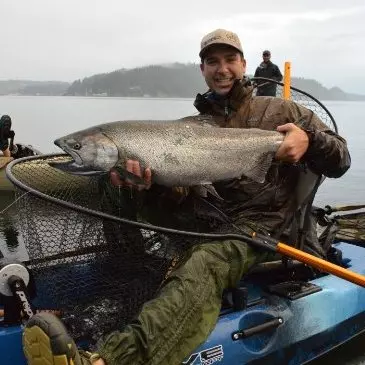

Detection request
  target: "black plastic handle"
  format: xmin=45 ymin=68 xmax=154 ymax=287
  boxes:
xmin=232 ymin=317 xmax=283 ymax=340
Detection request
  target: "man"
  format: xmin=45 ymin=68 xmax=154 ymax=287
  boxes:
xmin=254 ymin=49 xmax=283 ymax=96
xmin=23 ymin=29 xmax=350 ymax=365
xmin=0 ymin=115 xmax=12 ymax=157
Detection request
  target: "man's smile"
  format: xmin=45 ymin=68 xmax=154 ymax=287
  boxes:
xmin=214 ymin=76 xmax=234 ymax=88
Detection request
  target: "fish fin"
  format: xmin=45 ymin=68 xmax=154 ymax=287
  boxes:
xmin=113 ymin=166 xmax=146 ymax=185
xmin=193 ymin=184 xmax=224 ymax=201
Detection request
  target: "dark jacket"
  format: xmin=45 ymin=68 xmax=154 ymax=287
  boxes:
xmin=254 ymin=61 xmax=283 ymax=96
xmin=107 ymin=81 xmax=350 ymax=258
xmin=0 ymin=115 xmax=13 ymax=152
xmin=193 ymin=81 xmax=351 ymax=256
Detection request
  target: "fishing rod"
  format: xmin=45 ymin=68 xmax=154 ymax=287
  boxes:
xmin=250 ymin=231 xmax=365 ymax=287
xmin=324 ymin=204 xmax=365 ymax=214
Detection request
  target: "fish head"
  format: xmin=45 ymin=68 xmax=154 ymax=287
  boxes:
xmin=51 ymin=127 xmax=119 ymax=175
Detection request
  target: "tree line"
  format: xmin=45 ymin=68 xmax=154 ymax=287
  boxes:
xmin=1 ymin=64 xmax=364 ymax=101
xmin=65 ymin=63 xmax=365 ymax=101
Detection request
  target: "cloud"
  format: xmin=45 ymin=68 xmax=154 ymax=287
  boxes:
xmin=1 ymin=0 xmax=364 ymax=93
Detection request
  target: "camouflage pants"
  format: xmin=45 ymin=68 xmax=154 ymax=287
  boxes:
xmin=97 ymin=240 xmax=271 ymax=365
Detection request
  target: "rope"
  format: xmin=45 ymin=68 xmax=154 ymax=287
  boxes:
xmin=0 ymin=191 xmax=30 ymax=215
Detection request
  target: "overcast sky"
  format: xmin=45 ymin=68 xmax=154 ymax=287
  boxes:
xmin=1 ymin=0 xmax=364 ymax=93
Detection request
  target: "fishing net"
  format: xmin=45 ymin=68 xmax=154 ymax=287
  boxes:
xmin=317 ymin=205 xmax=365 ymax=246
xmin=4 ymin=84 xmax=338 ymax=344
xmin=7 ymin=154 xmax=246 ymax=344
xmin=334 ymin=212 xmax=365 ymax=243
xmin=252 ymin=78 xmax=337 ymax=133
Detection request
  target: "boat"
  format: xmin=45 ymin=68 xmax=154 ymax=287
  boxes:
xmin=1 ymin=80 xmax=365 ymax=365
xmin=2 ymin=241 xmax=365 ymax=365
xmin=1 ymin=190 xmax=365 ymax=365
xmin=1 ymin=240 xmax=365 ymax=365
xmin=0 ymin=157 xmax=13 ymax=191
xmin=189 ymin=243 xmax=365 ymax=365
xmin=0 ymin=144 xmax=41 ymax=192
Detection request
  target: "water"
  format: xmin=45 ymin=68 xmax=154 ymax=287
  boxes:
xmin=0 ymin=96 xmax=365 ymax=363
xmin=314 ymin=101 xmax=365 ymax=207
xmin=0 ymin=96 xmax=197 ymax=153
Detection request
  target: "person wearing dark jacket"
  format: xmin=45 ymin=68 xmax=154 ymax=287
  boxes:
xmin=23 ymin=29 xmax=351 ymax=365
xmin=0 ymin=115 xmax=12 ymax=157
xmin=254 ymin=50 xmax=283 ymax=96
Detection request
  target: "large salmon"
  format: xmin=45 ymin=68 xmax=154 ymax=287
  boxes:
xmin=51 ymin=116 xmax=283 ymax=186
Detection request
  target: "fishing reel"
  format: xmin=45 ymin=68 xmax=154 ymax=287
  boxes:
xmin=0 ymin=259 xmax=35 ymax=324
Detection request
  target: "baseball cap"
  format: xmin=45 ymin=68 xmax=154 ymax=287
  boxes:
xmin=199 ymin=29 xmax=243 ymax=58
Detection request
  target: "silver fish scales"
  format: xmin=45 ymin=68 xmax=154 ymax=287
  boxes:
xmin=52 ymin=116 xmax=283 ymax=186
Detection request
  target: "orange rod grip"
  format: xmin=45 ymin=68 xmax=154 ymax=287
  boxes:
xmin=277 ymin=242 xmax=365 ymax=287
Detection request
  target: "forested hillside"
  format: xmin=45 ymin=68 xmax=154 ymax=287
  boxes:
xmin=65 ymin=63 xmax=365 ymax=101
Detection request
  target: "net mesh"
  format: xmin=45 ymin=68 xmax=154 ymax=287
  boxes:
xmin=252 ymin=78 xmax=337 ymax=132
xmin=10 ymin=155 xmax=226 ymax=343
xmin=332 ymin=211 xmax=365 ymax=244
xmin=7 ymin=83 xmax=336 ymax=343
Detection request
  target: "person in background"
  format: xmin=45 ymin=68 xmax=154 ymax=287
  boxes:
xmin=23 ymin=29 xmax=350 ymax=365
xmin=254 ymin=50 xmax=283 ymax=96
xmin=0 ymin=115 xmax=12 ymax=157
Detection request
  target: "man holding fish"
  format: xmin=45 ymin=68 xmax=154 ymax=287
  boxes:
xmin=24 ymin=29 xmax=351 ymax=365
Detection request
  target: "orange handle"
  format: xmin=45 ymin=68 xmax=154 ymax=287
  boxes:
xmin=283 ymin=62 xmax=291 ymax=100
xmin=277 ymin=242 xmax=365 ymax=287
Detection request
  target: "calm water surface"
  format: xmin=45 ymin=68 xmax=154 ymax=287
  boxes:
xmin=0 ymin=96 xmax=365 ymax=363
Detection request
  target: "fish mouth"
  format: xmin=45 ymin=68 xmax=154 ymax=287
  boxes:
xmin=50 ymin=139 xmax=104 ymax=176
xmin=49 ymin=159 xmax=104 ymax=176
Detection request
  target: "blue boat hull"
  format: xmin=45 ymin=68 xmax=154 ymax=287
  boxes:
xmin=2 ymin=242 xmax=365 ymax=365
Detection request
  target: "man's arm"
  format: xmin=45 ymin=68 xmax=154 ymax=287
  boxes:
xmin=302 ymin=121 xmax=351 ymax=178
xmin=279 ymin=101 xmax=351 ymax=178
xmin=273 ymin=65 xmax=283 ymax=82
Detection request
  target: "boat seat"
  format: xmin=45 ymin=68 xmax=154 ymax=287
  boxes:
xmin=222 ymin=168 xmax=326 ymax=310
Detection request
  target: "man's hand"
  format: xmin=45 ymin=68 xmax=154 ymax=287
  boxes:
xmin=2 ymin=147 xmax=11 ymax=158
xmin=92 ymin=358 xmax=106 ymax=365
xmin=275 ymin=123 xmax=309 ymax=163
xmin=110 ymin=160 xmax=152 ymax=191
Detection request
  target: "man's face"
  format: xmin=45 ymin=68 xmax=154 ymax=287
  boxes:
xmin=263 ymin=53 xmax=271 ymax=62
xmin=200 ymin=46 xmax=246 ymax=96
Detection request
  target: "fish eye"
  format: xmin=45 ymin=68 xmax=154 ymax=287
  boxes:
xmin=73 ymin=143 xmax=82 ymax=150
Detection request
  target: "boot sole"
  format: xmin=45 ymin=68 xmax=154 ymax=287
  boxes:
xmin=23 ymin=312 xmax=80 ymax=365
